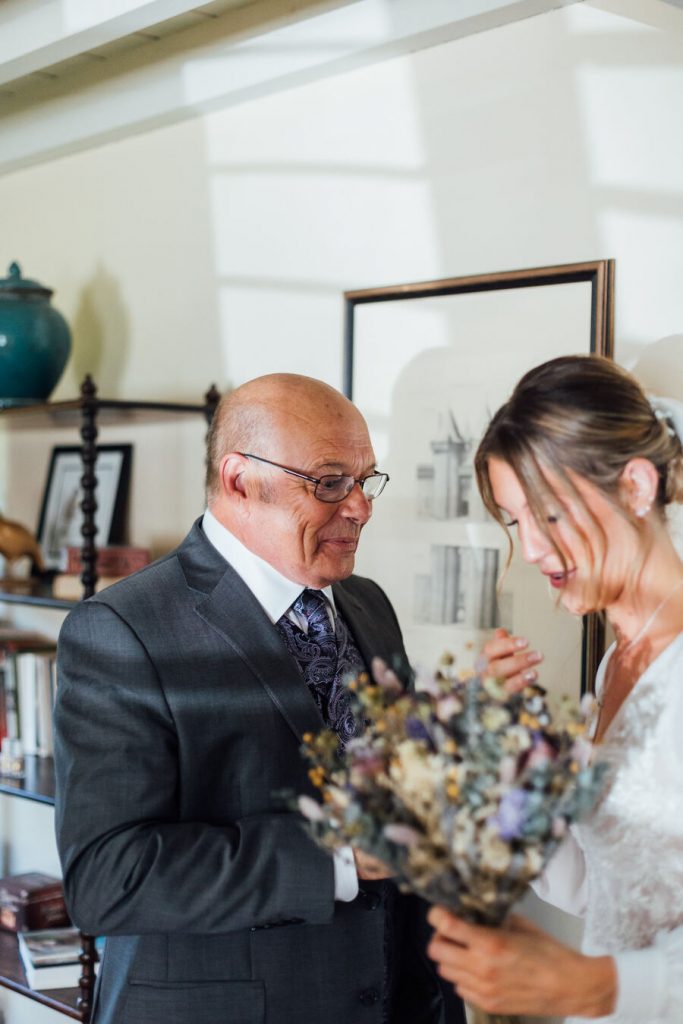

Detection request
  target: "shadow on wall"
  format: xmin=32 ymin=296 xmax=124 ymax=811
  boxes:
xmin=632 ymin=334 xmax=683 ymax=402
xmin=69 ymin=263 xmax=130 ymax=393
xmin=633 ymin=334 xmax=683 ymax=556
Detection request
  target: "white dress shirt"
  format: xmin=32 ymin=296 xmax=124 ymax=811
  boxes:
xmin=202 ymin=508 xmax=359 ymax=902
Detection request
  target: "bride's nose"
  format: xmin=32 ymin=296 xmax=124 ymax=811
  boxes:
xmin=518 ymin=515 xmax=552 ymax=564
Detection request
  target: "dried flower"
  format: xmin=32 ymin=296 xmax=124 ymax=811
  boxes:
xmin=298 ymin=656 xmax=608 ymax=930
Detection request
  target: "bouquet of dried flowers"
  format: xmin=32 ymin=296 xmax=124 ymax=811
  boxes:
xmin=298 ymin=655 xmax=607 ymax=1024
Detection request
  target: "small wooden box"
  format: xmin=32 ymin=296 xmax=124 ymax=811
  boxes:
xmin=0 ymin=872 xmax=70 ymax=933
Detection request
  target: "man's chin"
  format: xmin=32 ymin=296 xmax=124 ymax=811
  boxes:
xmin=309 ymin=553 xmax=356 ymax=588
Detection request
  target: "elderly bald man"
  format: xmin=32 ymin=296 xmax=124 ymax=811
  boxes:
xmin=54 ymin=374 xmax=464 ymax=1024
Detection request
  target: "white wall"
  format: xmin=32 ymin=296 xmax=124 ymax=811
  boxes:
xmin=0 ymin=1 xmax=682 ymax=1021
xmin=1 ymin=0 xmax=681 ymax=616
xmin=0 ymin=0 xmax=681 ymax=515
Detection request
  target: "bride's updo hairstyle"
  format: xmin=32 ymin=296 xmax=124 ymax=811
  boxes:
xmin=474 ymin=355 xmax=683 ymax=571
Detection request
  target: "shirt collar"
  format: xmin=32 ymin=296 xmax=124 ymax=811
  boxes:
xmin=202 ymin=507 xmax=335 ymax=623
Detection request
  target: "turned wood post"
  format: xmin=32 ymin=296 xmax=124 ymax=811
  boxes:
xmin=79 ymin=375 xmax=99 ymax=599
xmin=76 ymin=932 xmax=99 ymax=1021
xmin=203 ymin=383 xmax=220 ymax=424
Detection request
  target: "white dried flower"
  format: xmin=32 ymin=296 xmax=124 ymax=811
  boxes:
xmin=298 ymin=795 xmax=324 ymax=822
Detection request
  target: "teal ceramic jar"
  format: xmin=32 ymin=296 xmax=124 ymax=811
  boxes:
xmin=0 ymin=261 xmax=71 ymax=407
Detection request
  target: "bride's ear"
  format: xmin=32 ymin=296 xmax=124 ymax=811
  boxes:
xmin=619 ymin=458 xmax=659 ymax=519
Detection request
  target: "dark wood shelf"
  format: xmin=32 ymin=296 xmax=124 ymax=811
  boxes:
xmin=0 ymin=929 xmax=83 ymax=1020
xmin=0 ymin=381 xmax=204 ymax=1022
xmin=0 ymin=578 xmax=76 ymax=610
xmin=0 ymin=396 xmax=208 ymax=430
xmin=0 ymin=755 xmax=56 ymax=804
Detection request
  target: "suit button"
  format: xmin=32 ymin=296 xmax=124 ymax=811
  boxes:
xmin=359 ymin=988 xmax=380 ymax=1007
xmin=358 ymin=888 xmax=382 ymax=911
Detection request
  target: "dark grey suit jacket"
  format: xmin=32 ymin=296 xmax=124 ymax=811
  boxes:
xmin=54 ymin=520 xmax=457 ymax=1024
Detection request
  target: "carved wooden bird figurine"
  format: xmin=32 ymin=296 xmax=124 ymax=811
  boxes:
xmin=0 ymin=512 xmax=45 ymax=575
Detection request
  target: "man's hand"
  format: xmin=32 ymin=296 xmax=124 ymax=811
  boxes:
xmin=484 ymin=627 xmax=543 ymax=693
xmin=353 ymin=848 xmax=394 ymax=880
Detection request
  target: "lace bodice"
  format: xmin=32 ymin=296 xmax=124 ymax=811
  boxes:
xmin=540 ymin=632 xmax=683 ymax=1024
xmin=580 ymin=633 xmax=683 ymax=955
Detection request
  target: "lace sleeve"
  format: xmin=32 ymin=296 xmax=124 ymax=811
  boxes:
xmin=530 ymin=830 xmax=587 ymax=917
xmin=613 ymin=925 xmax=683 ymax=1021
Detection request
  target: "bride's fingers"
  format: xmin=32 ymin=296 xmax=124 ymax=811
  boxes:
xmin=482 ymin=631 xmax=544 ymax=691
xmin=482 ymin=629 xmax=529 ymax=664
xmin=495 ymin=650 xmax=544 ymax=692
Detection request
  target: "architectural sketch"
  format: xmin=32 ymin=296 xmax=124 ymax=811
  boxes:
xmin=416 ymin=410 xmax=486 ymax=521
xmin=415 ymin=544 xmax=500 ymax=629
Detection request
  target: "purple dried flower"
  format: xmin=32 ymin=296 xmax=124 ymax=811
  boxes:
xmin=371 ymin=656 xmax=403 ymax=693
xmin=488 ymin=788 xmax=529 ymax=840
xmin=405 ymin=717 xmax=431 ymax=742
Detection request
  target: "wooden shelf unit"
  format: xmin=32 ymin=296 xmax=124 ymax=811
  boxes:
xmin=0 ymin=754 xmax=56 ymax=805
xmin=0 ymin=378 xmax=219 ymax=1020
xmin=0 ymin=930 xmax=82 ymax=1021
xmin=0 ymin=375 xmax=219 ymax=603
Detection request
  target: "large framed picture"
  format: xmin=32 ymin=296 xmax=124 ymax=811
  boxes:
xmin=344 ymin=261 xmax=614 ymax=698
xmin=37 ymin=445 xmax=132 ymax=571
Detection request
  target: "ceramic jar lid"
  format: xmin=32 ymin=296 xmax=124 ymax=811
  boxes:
xmin=0 ymin=262 xmax=52 ymax=298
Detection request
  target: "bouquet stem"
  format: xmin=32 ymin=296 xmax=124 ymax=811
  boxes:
xmin=468 ymin=1004 xmax=521 ymax=1024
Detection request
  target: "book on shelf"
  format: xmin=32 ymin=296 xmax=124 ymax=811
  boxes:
xmin=17 ymin=926 xmax=82 ymax=990
xmin=0 ymin=624 xmax=55 ymax=649
xmin=16 ymin=650 xmax=56 ymax=757
xmin=0 ymin=629 xmax=57 ymax=768
xmin=0 ymin=873 xmax=69 ymax=933
xmin=51 ymin=574 xmax=125 ymax=601
xmin=66 ymin=544 xmax=150 ymax=576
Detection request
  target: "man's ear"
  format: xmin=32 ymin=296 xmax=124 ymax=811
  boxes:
xmin=220 ymin=453 xmax=249 ymax=500
xmin=619 ymin=457 xmax=659 ymax=518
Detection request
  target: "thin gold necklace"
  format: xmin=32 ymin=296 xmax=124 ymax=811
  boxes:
xmin=620 ymin=575 xmax=683 ymax=653
xmin=598 ymin=575 xmax=683 ymax=709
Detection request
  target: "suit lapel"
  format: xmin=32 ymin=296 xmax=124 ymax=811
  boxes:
xmin=333 ymin=583 xmax=377 ymax=673
xmin=178 ymin=521 xmax=324 ymax=744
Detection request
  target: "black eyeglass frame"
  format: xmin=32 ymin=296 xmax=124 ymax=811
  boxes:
xmin=238 ymin=452 xmax=389 ymax=503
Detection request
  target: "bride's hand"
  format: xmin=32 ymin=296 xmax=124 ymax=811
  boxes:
xmin=484 ymin=627 xmax=543 ymax=693
xmin=426 ymin=906 xmax=617 ymax=1019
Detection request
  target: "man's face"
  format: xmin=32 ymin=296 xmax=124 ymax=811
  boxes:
xmin=234 ymin=405 xmax=377 ymax=588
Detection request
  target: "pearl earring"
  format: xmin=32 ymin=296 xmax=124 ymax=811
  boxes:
xmin=636 ymin=503 xmax=652 ymax=518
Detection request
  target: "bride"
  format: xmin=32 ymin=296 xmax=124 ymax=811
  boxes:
xmin=427 ymin=355 xmax=683 ymax=1022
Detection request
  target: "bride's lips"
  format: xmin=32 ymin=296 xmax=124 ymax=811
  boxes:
xmin=544 ymin=569 xmax=576 ymax=589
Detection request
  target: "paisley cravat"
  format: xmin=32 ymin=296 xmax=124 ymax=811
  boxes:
xmin=276 ymin=588 xmax=363 ymax=745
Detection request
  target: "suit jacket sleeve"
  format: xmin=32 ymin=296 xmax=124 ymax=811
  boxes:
xmin=54 ymin=599 xmax=335 ymax=936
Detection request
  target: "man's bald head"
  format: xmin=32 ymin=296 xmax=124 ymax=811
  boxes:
xmin=205 ymin=373 xmax=367 ymax=502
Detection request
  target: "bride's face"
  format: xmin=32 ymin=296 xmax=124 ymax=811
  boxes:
xmin=488 ymin=457 xmax=639 ymax=616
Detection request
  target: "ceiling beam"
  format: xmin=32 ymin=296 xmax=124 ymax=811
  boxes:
xmin=0 ymin=1 xmax=230 ymax=84
xmin=0 ymin=0 xmax=581 ymax=177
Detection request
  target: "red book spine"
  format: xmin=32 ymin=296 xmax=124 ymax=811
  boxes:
xmin=66 ymin=546 xmax=150 ymax=576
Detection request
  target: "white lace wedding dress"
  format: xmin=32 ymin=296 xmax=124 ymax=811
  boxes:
xmin=533 ymin=632 xmax=683 ymax=1023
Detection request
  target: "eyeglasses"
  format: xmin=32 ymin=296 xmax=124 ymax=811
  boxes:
xmin=239 ymin=453 xmax=389 ymax=503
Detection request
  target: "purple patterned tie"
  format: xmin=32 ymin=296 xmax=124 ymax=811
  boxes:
xmin=277 ymin=589 xmax=362 ymax=745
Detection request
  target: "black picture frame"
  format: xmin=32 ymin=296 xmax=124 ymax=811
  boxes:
xmin=343 ymin=260 xmax=615 ymax=696
xmin=36 ymin=444 xmax=132 ymax=571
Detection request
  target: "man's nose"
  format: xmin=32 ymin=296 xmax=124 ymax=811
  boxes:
xmin=340 ymin=482 xmax=372 ymax=523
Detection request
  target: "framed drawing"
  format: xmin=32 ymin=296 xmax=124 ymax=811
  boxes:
xmin=344 ymin=260 xmax=615 ymax=697
xmin=37 ymin=444 xmax=132 ymax=571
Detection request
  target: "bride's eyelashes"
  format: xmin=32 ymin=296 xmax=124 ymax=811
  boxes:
xmin=502 ymin=514 xmax=561 ymax=529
